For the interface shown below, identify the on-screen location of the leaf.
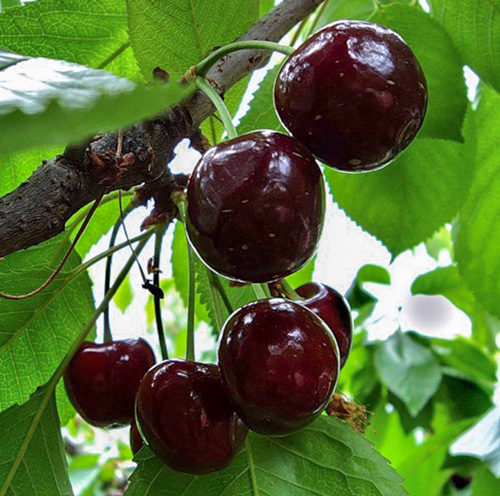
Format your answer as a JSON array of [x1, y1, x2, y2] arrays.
[[127, 0, 259, 81], [260, 0, 275, 17], [431, 0, 500, 93], [237, 63, 285, 135], [451, 406, 500, 477], [371, 4, 467, 141], [374, 331, 442, 416], [325, 137, 474, 255], [115, 274, 134, 314], [126, 416, 407, 496], [456, 88, 500, 319], [316, 0, 376, 28], [0, 0, 129, 71], [0, 235, 94, 412], [0, 51, 192, 155], [412, 266, 498, 349], [472, 467, 500, 496], [0, 388, 73, 496]]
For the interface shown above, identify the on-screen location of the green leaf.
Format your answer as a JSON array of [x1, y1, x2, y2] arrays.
[[0, 235, 94, 412], [316, 0, 376, 28], [0, 51, 192, 154], [0, 0, 131, 73], [452, 406, 500, 477], [431, 0, 500, 93], [126, 416, 407, 496], [114, 274, 134, 314], [412, 266, 498, 350], [260, 0, 275, 17], [472, 467, 500, 496], [286, 255, 316, 289], [0, 388, 73, 496], [237, 63, 284, 135], [456, 88, 500, 319], [374, 331, 442, 416], [371, 3, 467, 142], [325, 137, 474, 255], [127, 0, 259, 80]]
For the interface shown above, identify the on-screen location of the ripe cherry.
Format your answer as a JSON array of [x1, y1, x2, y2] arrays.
[[64, 339, 155, 428], [135, 360, 247, 474], [296, 282, 353, 368], [186, 130, 325, 283], [130, 419, 143, 456], [218, 299, 340, 436], [275, 20, 428, 172]]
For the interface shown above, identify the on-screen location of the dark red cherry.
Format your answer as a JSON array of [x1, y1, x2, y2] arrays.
[[130, 419, 143, 455], [296, 282, 353, 368], [186, 130, 325, 283], [64, 339, 155, 428], [218, 299, 339, 436], [275, 20, 428, 171], [135, 360, 247, 474]]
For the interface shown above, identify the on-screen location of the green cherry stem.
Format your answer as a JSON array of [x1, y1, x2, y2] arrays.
[[153, 222, 169, 360], [252, 284, 268, 300], [209, 270, 234, 315], [195, 40, 294, 78], [195, 77, 238, 140], [174, 196, 196, 362], [103, 203, 135, 342], [280, 279, 302, 300], [0, 237, 150, 496]]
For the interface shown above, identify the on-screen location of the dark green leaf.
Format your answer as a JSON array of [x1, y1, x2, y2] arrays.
[[456, 88, 500, 319], [0, 235, 94, 412], [471, 467, 500, 496], [452, 406, 500, 477], [325, 137, 474, 255], [431, 0, 500, 93], [126, 417, 406, 496], [374, 331, 442, 416], [127, 0, 259, 80], [0, 51, 192, 154], [372, 3, 467, 141], [0, 0, 131, 73], [0, 389, 73, 496]]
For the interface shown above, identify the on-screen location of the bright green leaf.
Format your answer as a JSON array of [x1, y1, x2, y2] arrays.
[[126, 417, 407, 496], [456, 88, 500, 318], [374, 331, 442, 416], [114, 274, 134, 314], [0, 51, 192, 154], [372, 3, 467, 141], [316, 0, 375, 29], [431, 0, 500, 93], [325, 137, 474, 255], [0, 235, 94, 412], [260, 0, 275, 17], [0, 389, 73, 496], [472, 467, 500, 496]]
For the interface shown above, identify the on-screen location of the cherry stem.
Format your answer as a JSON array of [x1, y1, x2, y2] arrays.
[[153, 223, 169, 360], [252, 284, 268, 300], [195, 77, 238, 140], [103, 203, 135, 343], [0, 236, 151, 496], [0, 190, 104, 301], [195, 40, 294, 78], [208, 270, 234, 315], [280, 279, 302, 300], [174, 196, 196, 362]]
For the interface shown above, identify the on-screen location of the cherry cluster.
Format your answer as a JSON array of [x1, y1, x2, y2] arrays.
[[64, 20, 427, 475]]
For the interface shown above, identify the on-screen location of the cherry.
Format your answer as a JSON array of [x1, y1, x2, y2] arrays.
[[135, 360, 247, 474], [275, 20, 428, 172], [64, 339, 155, 428], [186, 130, 325, 283], [130, 419, 143, 456], [295, 282, 353, 368], [218, 298, 339, 435]]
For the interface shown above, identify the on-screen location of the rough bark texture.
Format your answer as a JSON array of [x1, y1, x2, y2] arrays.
[[0, 0, 324, 257]]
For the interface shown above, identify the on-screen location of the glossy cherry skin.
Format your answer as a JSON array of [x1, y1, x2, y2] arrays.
[[64, 339, 155, 428], [130, 419, 143, 456], [186, 130, 325, 283], [275, 20, 428, 172], [296, 282, 353, 368], [218, 298, 340, 436], [135, 360, 248, 474]]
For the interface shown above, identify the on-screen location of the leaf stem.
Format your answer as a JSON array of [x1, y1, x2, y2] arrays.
[[195, 77, 238, 140], [0, 237, 150, 496], [195, 40, 294, 77], [153, 223, 169, 360]]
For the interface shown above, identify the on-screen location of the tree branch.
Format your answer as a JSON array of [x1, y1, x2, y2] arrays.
[[0, 0, 323, 257]]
